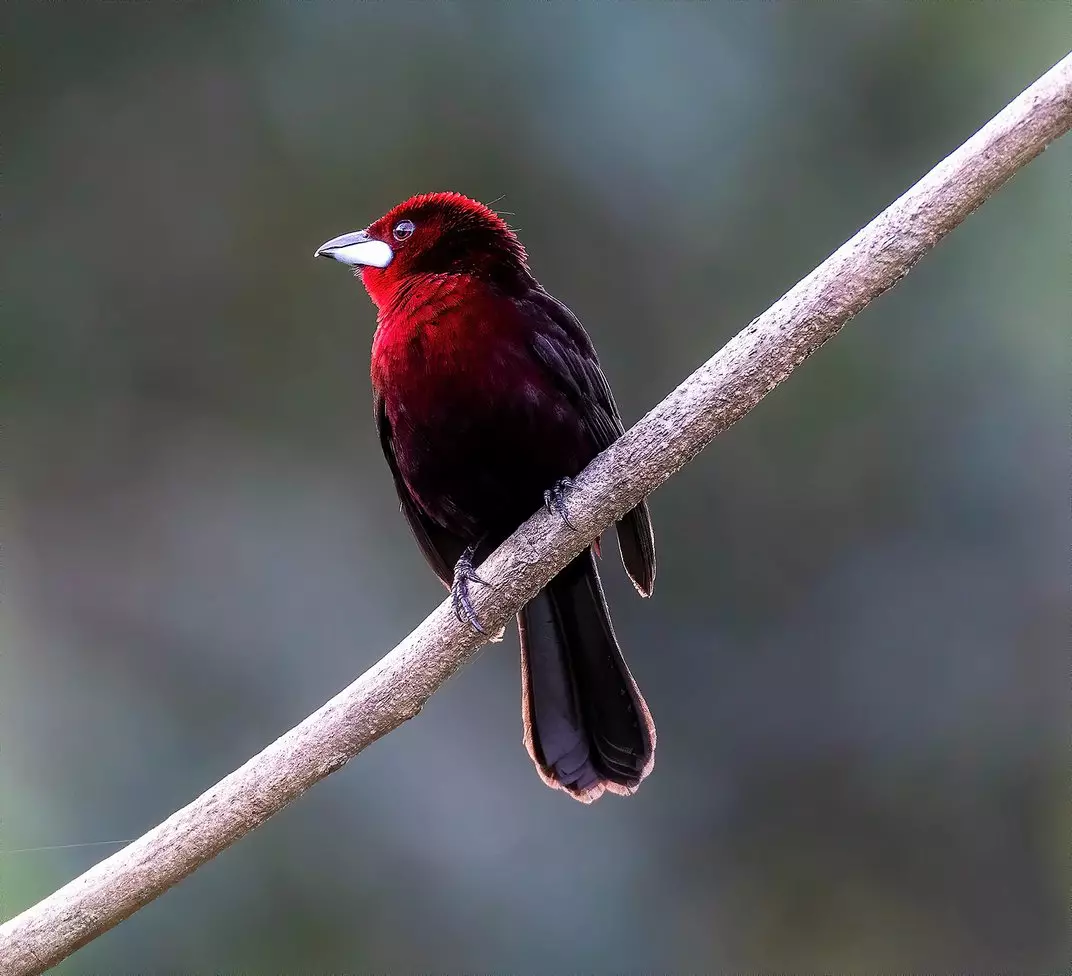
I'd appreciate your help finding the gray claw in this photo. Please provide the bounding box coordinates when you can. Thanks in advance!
[544,477,576,530]
[451,546,489,634]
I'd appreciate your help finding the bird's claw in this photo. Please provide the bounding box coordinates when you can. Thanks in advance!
[543,477,576,530]
[451,546,489,634]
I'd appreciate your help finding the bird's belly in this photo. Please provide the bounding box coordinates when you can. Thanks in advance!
[388,376,590,542]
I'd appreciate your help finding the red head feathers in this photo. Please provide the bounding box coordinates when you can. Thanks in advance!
[315,192,530,309]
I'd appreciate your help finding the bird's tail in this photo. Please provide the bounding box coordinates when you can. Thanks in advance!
[518,548,655,803]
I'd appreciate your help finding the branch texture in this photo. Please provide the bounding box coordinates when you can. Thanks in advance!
[3,50,1070,976]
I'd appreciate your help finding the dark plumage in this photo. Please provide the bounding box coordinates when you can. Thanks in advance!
[317,192,656,802]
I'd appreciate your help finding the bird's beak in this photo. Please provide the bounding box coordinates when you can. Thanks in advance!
[314,230,394,268]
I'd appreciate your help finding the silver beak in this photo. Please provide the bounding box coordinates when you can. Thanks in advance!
[314,230,394,268]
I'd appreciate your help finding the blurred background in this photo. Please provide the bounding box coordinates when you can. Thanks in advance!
[4,4,1067,971]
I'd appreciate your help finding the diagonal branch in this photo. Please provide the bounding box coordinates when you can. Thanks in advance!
[3,50,1070,976]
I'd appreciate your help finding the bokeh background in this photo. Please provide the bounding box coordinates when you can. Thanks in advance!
[4,4,1067,972]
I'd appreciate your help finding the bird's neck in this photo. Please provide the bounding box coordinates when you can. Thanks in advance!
[369,276,524,403]
[370,275,471,389]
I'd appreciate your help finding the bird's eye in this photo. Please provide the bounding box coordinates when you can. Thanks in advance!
[392,219,415,241]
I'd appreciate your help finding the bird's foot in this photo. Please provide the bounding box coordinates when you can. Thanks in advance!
[451,545,489,634]
[543,477,576,530]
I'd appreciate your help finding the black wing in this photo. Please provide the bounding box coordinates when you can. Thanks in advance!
[374,388,465,588]
[522,288,656,597]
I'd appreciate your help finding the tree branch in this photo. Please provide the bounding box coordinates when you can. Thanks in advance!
[3,51,1070,976]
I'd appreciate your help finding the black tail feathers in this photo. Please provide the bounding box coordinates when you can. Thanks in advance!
[518,549,655,803]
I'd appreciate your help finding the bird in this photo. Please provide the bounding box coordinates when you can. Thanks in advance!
[315,192,656,803]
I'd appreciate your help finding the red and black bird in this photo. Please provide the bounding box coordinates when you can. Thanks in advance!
[316,192,656,803]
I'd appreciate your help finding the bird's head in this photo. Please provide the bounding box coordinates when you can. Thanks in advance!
[315,192,529,308]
